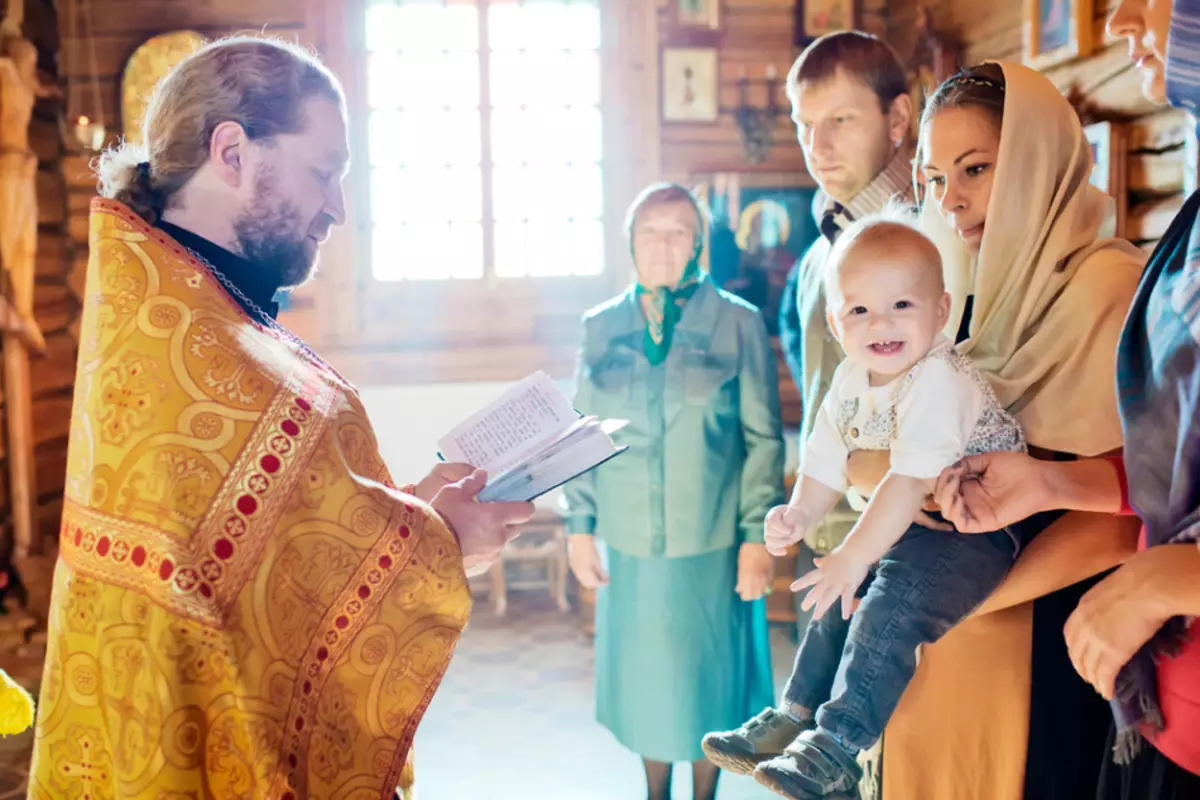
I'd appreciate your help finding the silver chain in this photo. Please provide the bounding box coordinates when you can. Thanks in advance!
[184,247,317,359]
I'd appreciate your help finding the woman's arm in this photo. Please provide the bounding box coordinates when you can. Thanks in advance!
[561,329,599,536]
[934,452,1126,533]
[971,511,1140,617]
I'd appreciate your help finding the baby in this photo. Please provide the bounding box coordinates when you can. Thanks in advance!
[702,209,1025,799]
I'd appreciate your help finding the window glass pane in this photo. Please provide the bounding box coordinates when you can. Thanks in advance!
[562,106,603,163]
[512,109,601,164]
[489,109,528,165]
[562,50,600,107]
[373,224,453,281]
[488,53,529,108]
[373,52,478,110]
[569,219,605,275]
[519,3,569,50]
[561,3,601,50]
[487,4,525,51]
[367,3,478,52]
[372,166,482,223]
[519,52,571,108]
[365,1,604,283]
[561,163,604,219]
[494,165,601,221]
[368,109,404,167]
[492,166,531,221]
[374,223,483,281]
[373,110,480,167]
[447,222,485,279]
[364,4,404,53]
[370,167,404,223]
[525,220,572,277]
[367,52,404,109]
[493,221,528,277]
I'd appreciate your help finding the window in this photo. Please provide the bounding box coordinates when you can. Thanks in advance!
[364,0,605,282]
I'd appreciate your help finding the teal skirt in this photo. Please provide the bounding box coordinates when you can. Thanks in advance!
[594,544,774,763]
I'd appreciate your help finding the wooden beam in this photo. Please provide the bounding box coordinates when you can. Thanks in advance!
[3,342,39,557]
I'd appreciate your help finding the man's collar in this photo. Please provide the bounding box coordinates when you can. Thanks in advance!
[155,220,282,323]
[821,143,915,222]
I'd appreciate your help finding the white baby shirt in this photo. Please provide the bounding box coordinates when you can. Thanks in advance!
[802,336,1026,493]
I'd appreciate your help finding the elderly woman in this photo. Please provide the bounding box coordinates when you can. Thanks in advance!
[563,182,783,800]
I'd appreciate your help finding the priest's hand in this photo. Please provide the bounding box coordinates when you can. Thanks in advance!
[412,462,476,504]
[431,469,535,577]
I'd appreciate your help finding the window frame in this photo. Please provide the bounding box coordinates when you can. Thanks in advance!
[346,0,623,309]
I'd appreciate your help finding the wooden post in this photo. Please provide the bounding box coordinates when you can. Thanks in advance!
[3,339,36,557]
[0,0,43,559]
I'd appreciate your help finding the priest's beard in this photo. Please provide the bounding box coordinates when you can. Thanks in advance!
[233,167,322,290]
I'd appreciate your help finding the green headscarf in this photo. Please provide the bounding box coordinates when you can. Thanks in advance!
[634,256,703,366]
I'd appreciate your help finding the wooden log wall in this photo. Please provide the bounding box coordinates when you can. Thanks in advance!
[656,0,890,183]
[885,0,1189,253]
[58,0,327,343]
[0,0,77,556]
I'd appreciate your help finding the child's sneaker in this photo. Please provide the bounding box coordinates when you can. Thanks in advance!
[701,707,813,775]
[753,728,863,798]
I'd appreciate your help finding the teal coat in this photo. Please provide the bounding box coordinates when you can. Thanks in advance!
[562,277,786,557]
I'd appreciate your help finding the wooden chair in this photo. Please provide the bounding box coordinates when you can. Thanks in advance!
[484,507,570,617]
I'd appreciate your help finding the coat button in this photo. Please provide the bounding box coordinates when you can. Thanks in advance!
[849,427,859,438]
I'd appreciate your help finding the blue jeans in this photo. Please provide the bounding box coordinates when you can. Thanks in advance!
[782,522,1017,750]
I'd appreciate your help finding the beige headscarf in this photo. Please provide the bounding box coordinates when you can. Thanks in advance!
[918,61,1145,457]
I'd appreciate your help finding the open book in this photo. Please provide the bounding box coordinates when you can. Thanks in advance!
[436,371,628,503]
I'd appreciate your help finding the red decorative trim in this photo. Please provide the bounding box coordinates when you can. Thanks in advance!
[273,504,433,798]
[61,378,334,626]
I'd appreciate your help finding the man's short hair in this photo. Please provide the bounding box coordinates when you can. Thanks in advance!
[786,31,909,113]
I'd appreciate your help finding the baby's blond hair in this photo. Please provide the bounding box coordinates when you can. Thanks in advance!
[824,202,944,307]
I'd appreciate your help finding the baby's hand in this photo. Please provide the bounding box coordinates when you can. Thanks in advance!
[791,546,870,621]
[764,504,806,556]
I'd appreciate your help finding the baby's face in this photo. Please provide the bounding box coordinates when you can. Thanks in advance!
[827,245,950,382]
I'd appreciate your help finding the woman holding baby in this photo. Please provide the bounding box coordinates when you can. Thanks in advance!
[738,44,1150,800]
[931,1,1200,798]
[865,5,1200,796]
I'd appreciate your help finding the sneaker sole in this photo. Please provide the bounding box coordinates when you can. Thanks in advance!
[753,768,860,800]
[700,738,777,776]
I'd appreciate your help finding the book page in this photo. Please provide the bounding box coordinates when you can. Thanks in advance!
[437,371,578,475]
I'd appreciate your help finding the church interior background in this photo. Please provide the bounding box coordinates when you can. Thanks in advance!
[0,0,1190,796]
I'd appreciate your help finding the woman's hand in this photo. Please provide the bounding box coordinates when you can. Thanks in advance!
[791,546,870,621]
[736,542,774,601]
[430,469,535,576]
[1065,544,1200,700]
[933,451,1050,533]
[568,534,609,589]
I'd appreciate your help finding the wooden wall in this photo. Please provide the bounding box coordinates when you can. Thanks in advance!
[656,0,889,183]
[885,0,1189,253]
[0,0,77,555]
[59,0,330,341]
